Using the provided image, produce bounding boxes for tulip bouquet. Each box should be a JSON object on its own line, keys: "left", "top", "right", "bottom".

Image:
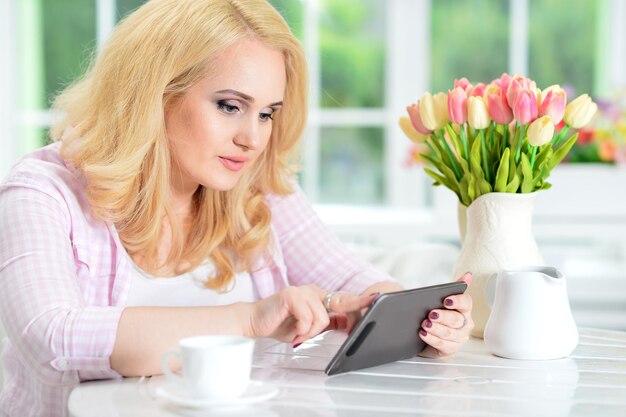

{"left": 399, "top": 73, "right": 598, "bottom": 206}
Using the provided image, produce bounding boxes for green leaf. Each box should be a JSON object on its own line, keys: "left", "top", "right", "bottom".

{"left": 533, "top": 147, "right": 554, "bottom": 184}
{"left": 505, "top": 172, "right": 520, "bottom": 193}
{"left": 539, "top": 181, "right": 552, "bottom": 190}
{"left": 467, "top": 172, "right": 476, "bottom": 202}
{"left": 446, "top": 124, "right": 466, "bottom": 164}
{"left": 548, "top": 133, "right": 579, "bottom": 171}
{"left": 521, "top": 153, "right": 534, "bottom": 193}
{"left": 459, "top": 158, "right": 470, "bottom": 177}
{"left": 494, "top": 147, "right": 510, "bottom": 193}
{"left": 458, "top": 176, "right": 471, "bottom": 206}
{"left": 534, "top": 146, "right": 553, "bottom": 173}
{"left": 424, "top": 168, "right": 455, "bottom": 193}
{"left": 469, "top": 135, "right": 492, "bottom": 197}
{"left": 440, "top": 164, "right": 462, "bottom": 195}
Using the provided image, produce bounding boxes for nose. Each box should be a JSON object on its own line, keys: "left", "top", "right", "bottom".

{"left": 233, "top": 116, "right": 262, "bottom": 151}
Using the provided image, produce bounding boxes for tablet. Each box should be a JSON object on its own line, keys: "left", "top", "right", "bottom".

{"left": 325, "top": 281, "right": 468, "bottom": 376}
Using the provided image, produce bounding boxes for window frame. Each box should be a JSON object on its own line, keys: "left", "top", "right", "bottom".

{"left": 3, "top": 0, "right": 626, "bottom": 213}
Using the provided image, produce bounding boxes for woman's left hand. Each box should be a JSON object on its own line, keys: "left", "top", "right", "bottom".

{"left": 419, "top": 272, "right": 474, "bottom": 358}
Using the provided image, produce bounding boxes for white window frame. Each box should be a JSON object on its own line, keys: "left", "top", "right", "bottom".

{"left": 3, "top": 0, "right": 626, "bottom": 217}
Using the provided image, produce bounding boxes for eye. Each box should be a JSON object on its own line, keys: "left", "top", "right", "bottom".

{"left": 259, "top": 111, "right": 274, "bottom": 122}
{"left": 217, "top": 100, "right": 240, "bottom": 114}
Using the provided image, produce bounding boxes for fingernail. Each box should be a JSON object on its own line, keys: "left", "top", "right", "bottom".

{"left": 293, "top": 343, "right": 302, "bottom": 349}
{"left": 444, "top": 299, "right": 454, "bottom": 307}
{"left": 430, "top": 311, "right": 439, "bottom": 320}
{"left": 369, "top": 292, "right": 380, "bottom": 298}
{"left": 463, "top": 271, "right": 472, "bottom": 277}
{"left": 419, "top": 329, "right": 427, "bottom": 337}
{"left": 424, "top": 320, "right": 432, "bottom": 328}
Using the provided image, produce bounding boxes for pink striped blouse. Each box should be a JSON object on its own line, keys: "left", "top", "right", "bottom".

{"left": 0, "top": 143, "right": 394, "bottom": 417}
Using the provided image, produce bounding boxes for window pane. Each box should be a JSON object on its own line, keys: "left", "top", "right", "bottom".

{"left": 269, "top": 0, "right": 304, "bottom": 39}
{"left": 529, "top": 0, "right": 597, "bottom": 95}
{"left": 431, "top": 0, "right": 509, "bottom": 92}
{"left": 117, "top": 0, "right": 147, "bottom": 20}
{"left": 117, "top": 1, "right": 303, "bottom": 38}
{"left": 17, "top": 0, "right": 95, "bottom": 150}
{"left": 41, "top": 0, "right": 96, "bottom": 106}
{"left": 319, "top": 127, "right": 385, "bottom": 204}
{"left": 320, "top": 0, "right": 386, "bottom": 108}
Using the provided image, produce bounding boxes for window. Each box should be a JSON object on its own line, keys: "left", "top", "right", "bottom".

{"left": 4, "top": 0, "right": 626, "bottom": 211}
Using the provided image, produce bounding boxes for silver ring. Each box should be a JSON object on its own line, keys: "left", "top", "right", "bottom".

{"left": 324, "top": 292, "right": 336, "bottom": 312}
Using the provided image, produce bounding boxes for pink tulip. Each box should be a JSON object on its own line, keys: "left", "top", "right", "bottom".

{"left": 485, "top": 84, "right": 513, "bottom": 124}
{"left": 506, "top": 75, "right": 537, "bottom": 108}
{"left": 493, "top": 73, "right": 512, "bottom": 93}
{"left": 538, "top": 86, "right": 566, "bottom": 125}
{"left": 470, "top": 82, "right": 487, "bottom": 97}
{"left": 447, "top": 87, "right": 468, "bottom": 124}
{"left": 512, "top": 90, "right": 538, "bottom": 125}
{"left": 406, "top": 103, "right": 432, "bottom": 135}
{"left": 454, "top": 77, "right": 472, "bottom": 92}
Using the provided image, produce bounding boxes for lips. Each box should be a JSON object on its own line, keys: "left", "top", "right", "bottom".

{"left": 218, "top": 156, "right": 248, "bottom": 172}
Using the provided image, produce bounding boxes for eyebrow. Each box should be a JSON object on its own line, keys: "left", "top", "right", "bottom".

{"left": 215, "top": 89, "right": 283, "bottom": 107}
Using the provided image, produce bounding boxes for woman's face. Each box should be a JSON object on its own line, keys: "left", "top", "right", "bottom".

{"left": 165, "top": 38, "right": 286, "bottom": 203}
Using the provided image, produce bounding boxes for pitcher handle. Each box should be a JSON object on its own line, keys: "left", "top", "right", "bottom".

{"left": 485, "top": 273, "right": 498, "bottom": 309}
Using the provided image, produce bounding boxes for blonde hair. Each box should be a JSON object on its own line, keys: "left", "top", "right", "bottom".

{"left": 51, "top": 0, "right": 308, "bottom": 289}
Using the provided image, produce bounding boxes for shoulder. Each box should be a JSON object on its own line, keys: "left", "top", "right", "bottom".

{"left": 264, "top": 181, "right": 309, "bottom": 210}
{"left": 0, "top": 142, "right": 94, "bottom": 229}
{"left": 2, "top": 142, "right": 87, "bottom": 204}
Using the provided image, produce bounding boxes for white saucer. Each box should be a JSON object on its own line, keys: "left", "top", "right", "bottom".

{"left": 155, "top": 381, "right": 279, "bottom": 409}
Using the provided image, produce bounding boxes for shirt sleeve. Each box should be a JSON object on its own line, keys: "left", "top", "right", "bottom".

{"left": 267, "top": 184, "right": 399, "bottom": 294}
{"left": 0, "top": 182, "right": 124, "bottom": 385}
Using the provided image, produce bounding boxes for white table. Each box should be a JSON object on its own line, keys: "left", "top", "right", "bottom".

{"left": 68, "top": 328, "right": 626, "bottom": 417}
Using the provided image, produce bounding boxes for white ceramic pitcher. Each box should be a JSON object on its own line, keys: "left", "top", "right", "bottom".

{"left": 484, "top": 266, "right": 579, "bottom": 360}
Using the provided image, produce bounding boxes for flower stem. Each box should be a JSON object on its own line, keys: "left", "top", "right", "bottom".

{"left": 437, "top": 130, "right": 462, "bottom": 180}
{"left": 529, "top": 146, "right": 538, "bottom": 169}
{"left": 553, "top": 125, "right": 570, "bottom": 147}
{"left": 514, "top": 124, "right": 527, "bottom": 164}
{"left": 460, "top": 124, "right": 469, "bottom": 160}
{"left": 480, "top": 130, "right": 491, "bottom": 183}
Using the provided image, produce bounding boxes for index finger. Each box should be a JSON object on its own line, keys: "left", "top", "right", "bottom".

{"left": 327, "top": 292, "right": 378, "bottom": 314}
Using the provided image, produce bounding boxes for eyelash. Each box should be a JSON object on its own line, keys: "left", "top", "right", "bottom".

{"left": 217, "top": 101, "right": 239, "bottom": 114}
{"left": 217, "top": 100, "right": 275, "bottom": 122}
{"left": 259, "top": 112, "right": 274, "bottom": 121}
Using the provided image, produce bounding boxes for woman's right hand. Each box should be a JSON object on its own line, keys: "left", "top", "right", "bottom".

{"left": 246, "top": 285, "right": 378, "bottom": 346}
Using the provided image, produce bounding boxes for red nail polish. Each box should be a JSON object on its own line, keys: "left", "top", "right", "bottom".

{"left": 445, "top": 299, "right": 454, "bottom": 307}
{"left": 425, "top": 320, "right": 432, "bottom": 328}
{"left": 419, "top": 329, "right": 427, "bottom": 337}
{"left": 293, "top": 343, "right": 302, "bottom": 348}
{"left": 430, "top": 311, "right": 439, "bottom": 320}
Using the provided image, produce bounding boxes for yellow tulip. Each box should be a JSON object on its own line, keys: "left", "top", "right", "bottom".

{"left": 467, "top": 96, "right": 490, "bottom": 129}
{"left": 527, "top": 116, "right": 554, "bottom": 146}
{"left": 399, "top": 116, "right": 428, "bottom": 143}
{"left": 564, "top": 94, "right": 598, "bottom": 128}
{"left": 419, "top": 92, "right": 449, "bottom": 130}
{"left": 433, "top": 92, "right": 450, "bottom": 129}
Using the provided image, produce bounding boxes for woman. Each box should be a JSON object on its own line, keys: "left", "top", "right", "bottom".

{"left": 0, "top": 1, "right": 473, "bottom": 416}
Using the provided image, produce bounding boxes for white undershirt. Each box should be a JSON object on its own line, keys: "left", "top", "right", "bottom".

{"left": 125, "top": 260, "right": 256, "bottom": 307}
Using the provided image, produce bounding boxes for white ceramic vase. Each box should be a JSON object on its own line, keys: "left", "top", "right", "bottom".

{"left": 452, "top": 192, "right": 545, "bottom": 338}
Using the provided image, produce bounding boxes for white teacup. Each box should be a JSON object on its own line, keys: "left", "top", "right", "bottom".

{"left": 162, "top": 335, "right": 255, "bottom": 399}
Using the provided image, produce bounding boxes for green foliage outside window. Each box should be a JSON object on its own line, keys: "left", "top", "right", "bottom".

{"left": 431, "top": 0, "right": 509, "bottom": 94}
{"left": 320, "top": 0, "right": 385, "bottom": 108}
{"left": 528, "top": 0, "right": 596, "bottom": 95}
